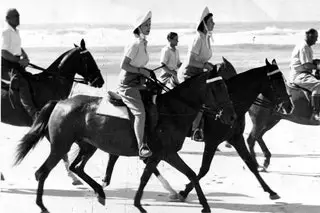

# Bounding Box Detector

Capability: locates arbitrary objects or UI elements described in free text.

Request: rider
[159,32,182,91]
[289,28,320,121]
[117,11,153,158]
[177,6,216,141]
[1,8,37,119]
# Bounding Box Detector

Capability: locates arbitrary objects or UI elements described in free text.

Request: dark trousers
[1,57,37,117]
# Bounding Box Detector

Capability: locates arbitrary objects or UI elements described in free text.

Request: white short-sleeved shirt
[178,32,213,81]
[118,39,149,87]
[189,31,212,63]
[1,24,22,56]
[289,40,313,81]
[160,45,181,71]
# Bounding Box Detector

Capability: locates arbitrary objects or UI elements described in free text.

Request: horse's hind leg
[35,143,72,212]
[62,154,82,185]
[232,133,280,200]
[164,153,211,213]
[180,143,218,199]
[68,142,106,205]
[134,157,160,213]
[102,154,178,199]
[247,118,280,170]
[102,154,119,188]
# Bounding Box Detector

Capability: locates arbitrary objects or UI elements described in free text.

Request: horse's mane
[226,65,266,92]
[157,72,208,104]
[46,47,78,72]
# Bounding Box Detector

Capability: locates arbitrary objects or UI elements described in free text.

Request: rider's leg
[192,110,204,142]
[311,86,320,121]
[17,72,37,119]
[119,87,152,158]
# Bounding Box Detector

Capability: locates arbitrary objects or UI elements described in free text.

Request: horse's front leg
[233,133,280,200]
[134,157,160,213]
[180,143,217,200]
[165,153,211,213]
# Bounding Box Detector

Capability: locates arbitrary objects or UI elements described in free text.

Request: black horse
[14,65,236,213]
[101,59,294,201]
[1,39,104,182]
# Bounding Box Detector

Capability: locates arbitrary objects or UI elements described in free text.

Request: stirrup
[139,144,152,158]
[192,128,204,142]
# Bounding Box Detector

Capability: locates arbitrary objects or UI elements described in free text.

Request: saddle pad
[96,98,130,119]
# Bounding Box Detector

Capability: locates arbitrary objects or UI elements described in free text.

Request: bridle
[28,48,97,85]
[253,67,292,112]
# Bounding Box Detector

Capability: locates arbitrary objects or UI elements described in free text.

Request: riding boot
[18,75,37,119]
[192,111,204,142]
[311,93,320,121]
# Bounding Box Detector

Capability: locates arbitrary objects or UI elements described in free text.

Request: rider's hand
[18,58,29,68]
[139,67,151,78]
[203,62,214,72]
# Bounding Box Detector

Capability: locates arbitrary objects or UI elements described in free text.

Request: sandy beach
[1,47,320,212]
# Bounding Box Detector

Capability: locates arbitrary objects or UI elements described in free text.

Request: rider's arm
[21,48,29,60]
[1,49,19,63]
[300,62,317,70]
[120,56,150,77]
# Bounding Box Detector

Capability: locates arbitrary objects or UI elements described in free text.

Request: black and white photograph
[1,0,320,212]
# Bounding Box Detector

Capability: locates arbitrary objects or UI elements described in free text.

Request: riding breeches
[117,87,146,146]
[292,72,320,94]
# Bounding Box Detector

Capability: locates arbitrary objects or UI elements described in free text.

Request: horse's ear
[265,58,270,66]
[80,39,86,50]
[74,44,79,48]
[272,59,277,65]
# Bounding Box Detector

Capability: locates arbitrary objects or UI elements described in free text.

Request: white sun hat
[197,7,211,29]
[133,11,152,30]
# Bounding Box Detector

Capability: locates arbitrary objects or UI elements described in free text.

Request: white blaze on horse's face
[206,76,223,84]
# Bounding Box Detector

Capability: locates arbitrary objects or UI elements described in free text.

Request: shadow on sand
[1,187,320,212]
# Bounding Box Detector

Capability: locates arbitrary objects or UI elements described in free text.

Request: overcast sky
[1,0,319,24]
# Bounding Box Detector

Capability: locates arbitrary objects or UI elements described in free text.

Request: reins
[27,50,89,85]
[145,68,227,119]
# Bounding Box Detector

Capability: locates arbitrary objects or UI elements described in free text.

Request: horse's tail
[14,100,58,165]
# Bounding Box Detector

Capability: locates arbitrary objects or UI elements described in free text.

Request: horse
[14,64,237,213]
[247,72,320,171]
[101,59,294,201]
[1,39,104,182]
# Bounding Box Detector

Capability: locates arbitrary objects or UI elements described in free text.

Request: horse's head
[263,59,294,114]
[204,66,237,125]
[72,39,104,88]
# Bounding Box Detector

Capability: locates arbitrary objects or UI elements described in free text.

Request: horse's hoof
[98,196,106,205]
[270,193,280,200]
[41,208,50,213]
[134,203,147,213]
[168,193,179,200]
[72,180,83,185]
[258,166,267,173]
[201,208,211,213]
[0,172,5,181]
[177,192,187,202]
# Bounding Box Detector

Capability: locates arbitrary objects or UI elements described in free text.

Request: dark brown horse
[247,75,319,171]
[1,39,104,182]
[14,65,237,213]
[101,59,294,201]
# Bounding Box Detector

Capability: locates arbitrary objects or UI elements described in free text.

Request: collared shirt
[1,24,22,56]
[189,31,212,63]
[118,38,149,87]
[160,45,181,71]
[178,31,213,82]
[289,40,313,81]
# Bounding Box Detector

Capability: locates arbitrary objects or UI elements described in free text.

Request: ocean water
[17,21,320,91]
